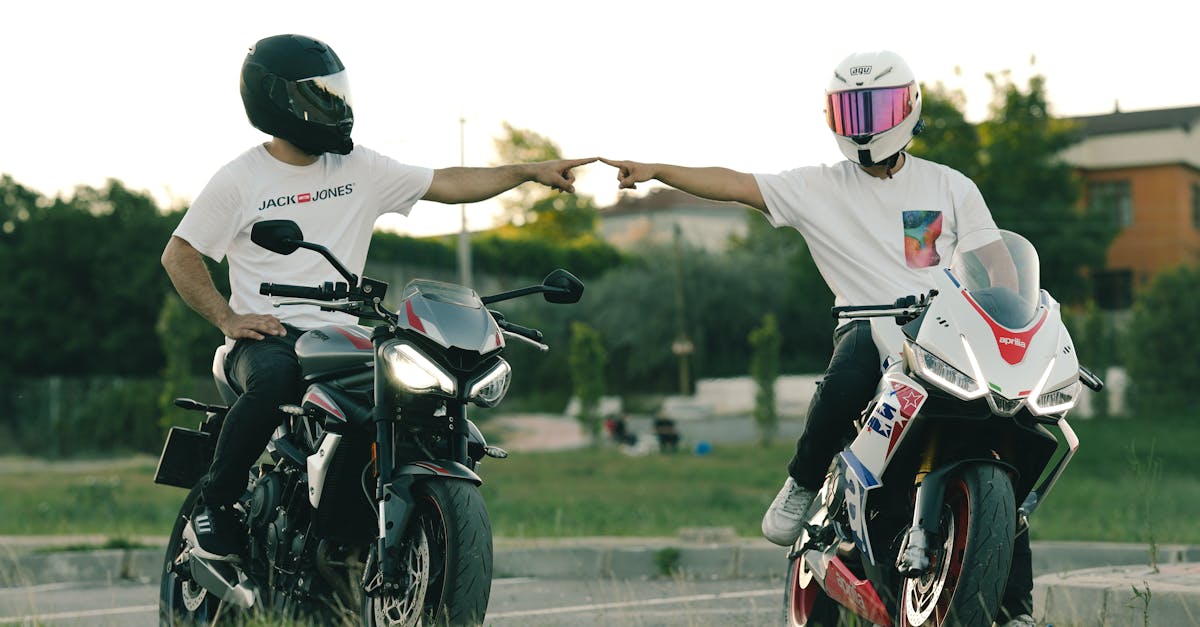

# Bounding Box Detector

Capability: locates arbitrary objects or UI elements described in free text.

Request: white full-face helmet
[825,50,923,167]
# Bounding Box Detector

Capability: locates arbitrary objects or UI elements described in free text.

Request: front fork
[895,438,1017,577]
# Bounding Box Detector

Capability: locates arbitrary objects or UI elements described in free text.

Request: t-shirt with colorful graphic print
[753,154,997,310]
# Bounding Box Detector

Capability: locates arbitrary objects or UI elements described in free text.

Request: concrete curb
[4,537,1198,626]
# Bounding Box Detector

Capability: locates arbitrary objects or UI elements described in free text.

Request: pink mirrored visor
[825,82,915,137]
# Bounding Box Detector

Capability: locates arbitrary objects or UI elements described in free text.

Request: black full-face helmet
[240,34,354,156]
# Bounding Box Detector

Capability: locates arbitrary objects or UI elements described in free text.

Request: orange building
[1061,105,1200,309]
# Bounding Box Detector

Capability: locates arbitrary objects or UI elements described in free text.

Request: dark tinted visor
[825,81,915,137]
[267,70,353,125]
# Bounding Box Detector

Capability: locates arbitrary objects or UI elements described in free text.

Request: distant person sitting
[653,415,680,453]
[611,414,637,446]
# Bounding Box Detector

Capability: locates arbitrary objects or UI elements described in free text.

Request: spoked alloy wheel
[365,479,492,627]
[371,523,432,626]
[900,464,1014,627]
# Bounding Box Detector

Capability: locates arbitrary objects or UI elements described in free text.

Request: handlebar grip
[499,320,544,343]
[260,283,328,300]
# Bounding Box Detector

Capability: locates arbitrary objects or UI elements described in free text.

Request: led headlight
[469,359,512,408]
[1027,358,1080,416]
[904,338,987,400]
[381,342,456,396]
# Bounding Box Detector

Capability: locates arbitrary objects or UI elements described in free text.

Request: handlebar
[498,319,544,343]
[832,290,938,325]
[260,283,332,300]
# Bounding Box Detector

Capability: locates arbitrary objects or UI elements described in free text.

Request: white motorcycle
[784,229,1104,626]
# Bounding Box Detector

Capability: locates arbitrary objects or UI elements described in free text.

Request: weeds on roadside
[1128,442,1162,572]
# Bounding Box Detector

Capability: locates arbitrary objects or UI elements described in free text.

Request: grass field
[0,413,1197,545]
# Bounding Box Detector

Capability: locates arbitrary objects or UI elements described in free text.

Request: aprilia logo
[998,336,1027,348]
[258,183,355,211]
[850,66,872,76]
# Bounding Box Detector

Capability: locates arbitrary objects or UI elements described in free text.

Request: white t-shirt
[174,144,434,334]
[754,155,997,310]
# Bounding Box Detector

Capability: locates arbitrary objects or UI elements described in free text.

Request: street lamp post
[457,116,473,287]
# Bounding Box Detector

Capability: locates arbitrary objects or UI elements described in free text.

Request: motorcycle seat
[212,345,239,405]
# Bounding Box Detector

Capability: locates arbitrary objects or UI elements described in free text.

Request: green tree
[157,292,225,431]
[1123,265,1200,415]
[568,321,607,441]
[976,72,1115,304]
[0,178,178,376]
[492,122,599,239]
[908,82,981,178]
[1066,301,1119,417]
[749,313,781,446]
[908,71,1117,305]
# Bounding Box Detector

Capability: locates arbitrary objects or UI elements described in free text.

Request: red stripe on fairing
[413,461,451,476]
[305,390,346,420]
[962,290,1048,365]
[334,327,372,350]
[405,299,426,333]
[821,557,892,626]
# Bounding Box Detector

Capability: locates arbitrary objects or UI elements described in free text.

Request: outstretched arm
[599,158,766,213]
[422,157,597,204]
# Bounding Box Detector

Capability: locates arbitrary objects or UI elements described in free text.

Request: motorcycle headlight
[1027,358,1080,416]
[904,338,987,400]
[382,342,456,396]
[469,359,512,408]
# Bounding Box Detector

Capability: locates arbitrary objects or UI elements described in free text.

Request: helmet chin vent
[857,149,876,166]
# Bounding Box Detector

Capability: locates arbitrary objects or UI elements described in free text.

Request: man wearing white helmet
[602,50,1034,626]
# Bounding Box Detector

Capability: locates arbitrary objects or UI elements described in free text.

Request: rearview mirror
[542,269,584,304]
[251,220,305,255]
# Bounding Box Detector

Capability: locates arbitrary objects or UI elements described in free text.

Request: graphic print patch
[902,210,943,269]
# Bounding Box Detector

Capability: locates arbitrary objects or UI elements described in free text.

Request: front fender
[377,461,482,584]
[914,458,1018,534]
[395,459,482,485]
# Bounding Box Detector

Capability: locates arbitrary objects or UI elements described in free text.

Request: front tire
[365,479,493,626]
[900,463,1015,627]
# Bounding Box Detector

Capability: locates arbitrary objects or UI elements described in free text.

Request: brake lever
[502,330,549,352]
[272,298,364,314]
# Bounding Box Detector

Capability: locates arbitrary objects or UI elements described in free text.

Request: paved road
[0,577,785,626]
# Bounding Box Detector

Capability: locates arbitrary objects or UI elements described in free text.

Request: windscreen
[950,229,1041,329]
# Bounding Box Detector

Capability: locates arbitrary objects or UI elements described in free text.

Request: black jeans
[200,328,304,507]
[787,319,1032,619]
[788,320,879,490]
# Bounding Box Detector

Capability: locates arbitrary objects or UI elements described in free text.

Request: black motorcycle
[154,219,583,626]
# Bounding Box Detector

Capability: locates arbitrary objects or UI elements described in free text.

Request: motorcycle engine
[248,471,284,530]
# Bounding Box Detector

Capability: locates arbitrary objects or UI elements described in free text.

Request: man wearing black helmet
[161,34,595,561]
[602,50,1034,627]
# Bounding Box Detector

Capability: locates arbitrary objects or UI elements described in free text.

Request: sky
[3,1,1193,237]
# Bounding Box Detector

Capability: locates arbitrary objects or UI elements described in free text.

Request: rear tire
[900,463,1015,627]
[159,485,225,626]
[364,479,492,626]
[784,554,843,626]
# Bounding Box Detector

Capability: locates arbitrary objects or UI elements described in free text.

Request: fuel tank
[294,325,374,381]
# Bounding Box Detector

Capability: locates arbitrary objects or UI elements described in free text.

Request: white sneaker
[998,614,1036,627]
[761,477,817,546]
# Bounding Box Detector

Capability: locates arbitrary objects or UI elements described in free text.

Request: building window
[1094,268,1134,310]
[1193,183,1200,231]
[1088,180,1133,227]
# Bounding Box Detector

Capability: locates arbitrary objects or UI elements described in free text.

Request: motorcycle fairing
[921,270,1075,403]
[842,371,929,565]
[396,279,504,354]
[301,383,372,427]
